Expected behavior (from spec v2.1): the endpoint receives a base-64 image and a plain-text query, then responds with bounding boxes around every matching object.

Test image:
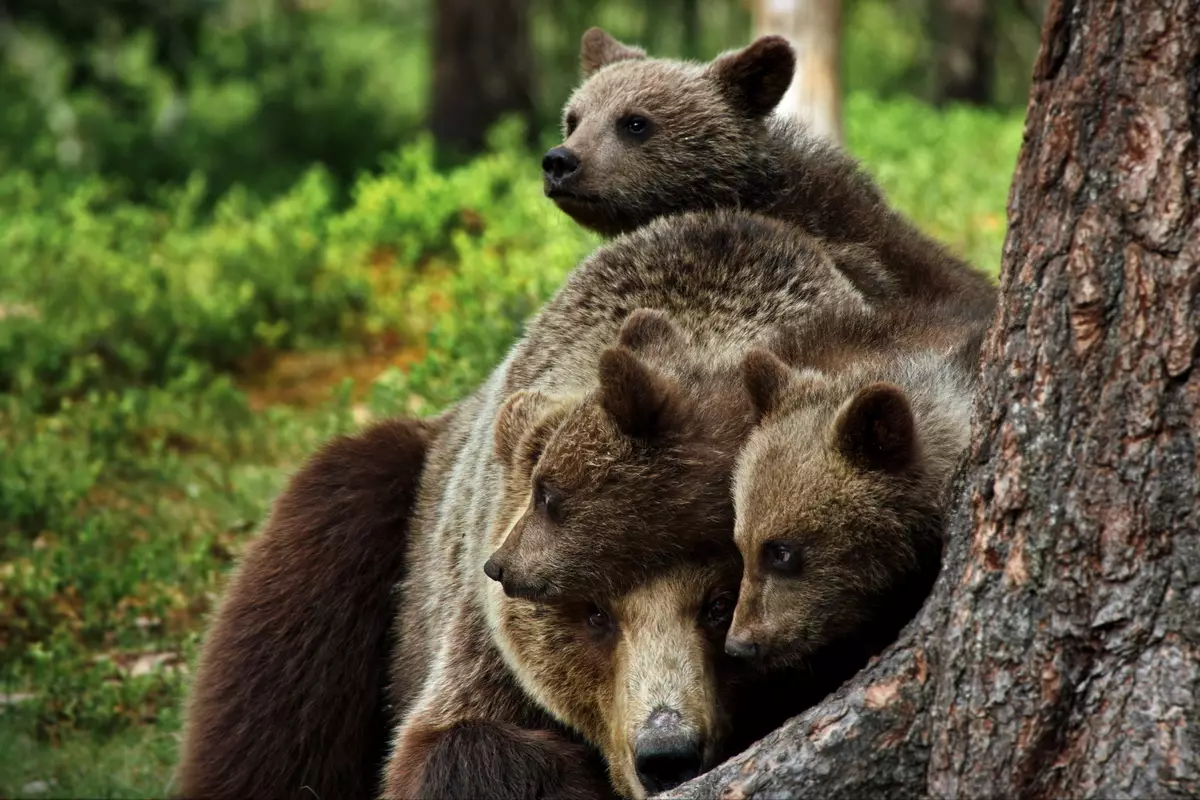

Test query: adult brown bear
[178,210,883,800]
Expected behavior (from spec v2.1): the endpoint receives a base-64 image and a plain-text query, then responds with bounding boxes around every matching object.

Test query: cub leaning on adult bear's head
[544,28,997,318]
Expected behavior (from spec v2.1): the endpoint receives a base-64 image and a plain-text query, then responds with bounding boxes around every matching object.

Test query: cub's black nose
[482,556,504,583]
[542,146,581,183]
[634,710,705,794]
[724,636,761,661]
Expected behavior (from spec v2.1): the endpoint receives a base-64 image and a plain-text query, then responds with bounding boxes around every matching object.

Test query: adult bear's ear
[833,382,917,474]
[597,346,677,439]
[616,308,688,358]
[581,27,647,78]
[707,35,795,118]
[494,391,559,469]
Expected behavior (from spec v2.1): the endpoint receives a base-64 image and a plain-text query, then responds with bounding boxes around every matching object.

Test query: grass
[0,93,1025,799]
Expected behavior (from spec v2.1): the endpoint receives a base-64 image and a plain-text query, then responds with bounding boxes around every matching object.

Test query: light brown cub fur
[545,28,997,319]
[483,309,754,602]
[727,304,984,671]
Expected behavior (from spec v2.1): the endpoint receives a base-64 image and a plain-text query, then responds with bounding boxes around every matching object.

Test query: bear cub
[484,308,755,602]
[725,303,985,671]
[545,27,996,316]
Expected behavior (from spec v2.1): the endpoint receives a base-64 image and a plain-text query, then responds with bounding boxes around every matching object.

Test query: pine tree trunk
[667,0,1200,795]
[933,0,996,106]
[752,0,843,145]
[429,0,535,155]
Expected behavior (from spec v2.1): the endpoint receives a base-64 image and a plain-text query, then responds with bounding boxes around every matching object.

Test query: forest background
[0,0,1041,795]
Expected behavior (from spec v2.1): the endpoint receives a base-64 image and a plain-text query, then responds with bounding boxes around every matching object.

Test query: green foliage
[0,95,1022,797]
[0,0,428,201]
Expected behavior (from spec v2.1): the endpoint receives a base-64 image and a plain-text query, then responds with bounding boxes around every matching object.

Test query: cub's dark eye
[620,115,651,138]
[763,541,803,574]
[533,480,563,521]
[703,593,736,627]
[565,112,579,136]
[586,604,612,630]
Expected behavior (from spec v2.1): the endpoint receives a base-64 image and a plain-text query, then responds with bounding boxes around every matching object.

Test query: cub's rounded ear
[598,346,675,439]
[616,308,687,357]
[581,27,647,78]
[834,382,916,473]
[707,35,795,118]
[741,347,792,423]
[494,391,556,468]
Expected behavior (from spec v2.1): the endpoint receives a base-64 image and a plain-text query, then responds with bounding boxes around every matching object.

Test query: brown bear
[724,302,985,675]
[481,308,755,602]
[383,211,886,799]
[384,333,755,800]
[178,209,883,800]
[543,28,997,319]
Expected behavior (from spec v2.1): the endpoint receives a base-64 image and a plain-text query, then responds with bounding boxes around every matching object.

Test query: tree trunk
[429,0,535,155]
[751,0,843,145]
[666,0,1200,796]
[933,0,996,106]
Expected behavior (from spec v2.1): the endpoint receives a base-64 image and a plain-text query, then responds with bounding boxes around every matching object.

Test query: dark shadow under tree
[667,0,1200,795]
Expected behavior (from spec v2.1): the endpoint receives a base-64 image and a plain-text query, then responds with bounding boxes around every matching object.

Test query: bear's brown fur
[382,210,888,799]
[482,309,754,602]
[179,209,893,800]
[544,28,997,319]
[384,343,748,799]
[726,303,984,673]
[176,413,448,800]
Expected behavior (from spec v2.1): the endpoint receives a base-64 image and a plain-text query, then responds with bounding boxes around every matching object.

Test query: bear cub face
[725,345,960,668]
[484,308,754,603]
[544,28,795,237]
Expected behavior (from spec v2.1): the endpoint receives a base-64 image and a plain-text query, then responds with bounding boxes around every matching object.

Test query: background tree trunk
[932,0,996,105]
[751,0,843,145]
[667,0,1200,795]
[429,0,535,155]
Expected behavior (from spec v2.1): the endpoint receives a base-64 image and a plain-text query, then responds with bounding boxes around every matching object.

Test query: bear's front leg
[385,719,616,800]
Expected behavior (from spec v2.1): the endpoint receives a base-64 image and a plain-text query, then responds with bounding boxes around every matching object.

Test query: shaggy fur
[727,303,985,673]
[483,309,753,602]
[176,413,448,800]
[548,29,997,319]
[383,210,883,800]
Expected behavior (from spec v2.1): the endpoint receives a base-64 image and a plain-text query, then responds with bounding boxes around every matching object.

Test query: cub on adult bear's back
[543,27,997,318]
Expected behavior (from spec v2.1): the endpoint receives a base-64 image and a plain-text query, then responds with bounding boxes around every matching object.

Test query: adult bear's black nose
[542,146,581,183]
[634,709,705,794]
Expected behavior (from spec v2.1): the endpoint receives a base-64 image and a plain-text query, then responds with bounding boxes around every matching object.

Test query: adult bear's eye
[763,541,803,574]
[703,593,736,627]
[565,111,579,137]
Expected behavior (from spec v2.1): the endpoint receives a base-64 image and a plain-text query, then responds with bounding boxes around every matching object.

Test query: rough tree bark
[933,0,996,106]
[429,0,535,155]
[751,0,843,145]
[667,0,1200,796]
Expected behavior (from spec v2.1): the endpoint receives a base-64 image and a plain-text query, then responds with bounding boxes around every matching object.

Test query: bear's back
[504,209,875,395]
